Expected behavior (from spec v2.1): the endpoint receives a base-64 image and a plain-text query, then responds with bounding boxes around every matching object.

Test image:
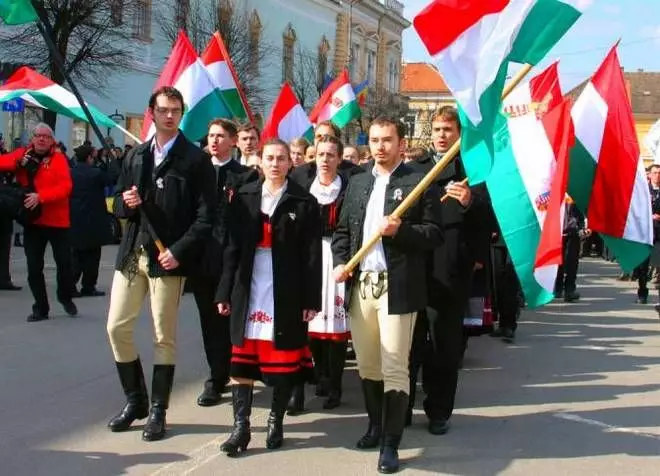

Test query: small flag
[261,82,313,143]
[354,80,369,107]
[309,69,360,129]
[0,0,38,25]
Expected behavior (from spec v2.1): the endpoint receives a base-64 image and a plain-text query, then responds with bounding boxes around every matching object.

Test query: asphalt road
[1,246,660,475]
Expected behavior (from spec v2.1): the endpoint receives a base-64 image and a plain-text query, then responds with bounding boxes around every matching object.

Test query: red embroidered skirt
[230,339,313,386]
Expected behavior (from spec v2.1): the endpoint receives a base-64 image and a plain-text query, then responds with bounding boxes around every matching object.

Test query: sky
[402,0,660,91]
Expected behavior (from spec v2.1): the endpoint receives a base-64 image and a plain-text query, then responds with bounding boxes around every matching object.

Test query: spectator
[343,145,359,165]
[289,137,310,168]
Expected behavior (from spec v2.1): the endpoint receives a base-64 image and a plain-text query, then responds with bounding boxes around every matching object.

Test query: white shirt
[212,156,233,167]
[151,134,178,168]
[309,175,342,205]
[360,163,402,272]
[262,181,287,217]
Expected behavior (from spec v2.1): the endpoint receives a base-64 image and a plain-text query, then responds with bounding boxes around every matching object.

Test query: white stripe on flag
[571,83,608,163]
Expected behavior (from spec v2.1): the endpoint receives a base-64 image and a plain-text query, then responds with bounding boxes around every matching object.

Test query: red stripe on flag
[588,46,640,238]
[531,61,564,159]
[535,97,575,269]
[309,69,350,124]
[0,66,54,91]
[261,82,301,142]
[413,0,510,56]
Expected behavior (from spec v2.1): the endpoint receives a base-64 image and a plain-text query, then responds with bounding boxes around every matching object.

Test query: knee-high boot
[220,384,253,457]
[356,379,384,449]
[378,390,409,474]
[266,381,292,449]
[108,358,149,432]
[142,365,175,442]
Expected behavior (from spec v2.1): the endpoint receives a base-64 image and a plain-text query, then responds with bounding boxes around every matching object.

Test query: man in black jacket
[0,171,21,290]
[553,199,585,303]
[333,116,442,474]
[191,119,258,407]
[105,86,217,442]
[407,106,489,436]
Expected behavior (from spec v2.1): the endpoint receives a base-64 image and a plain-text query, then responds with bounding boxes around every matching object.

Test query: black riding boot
[108,359,149,432]
[356,379,384,449]
[286,382,305,416]
[266,382,291,449]
[142,365,175,441]
[220,384,253,457]
[377,390,409,474]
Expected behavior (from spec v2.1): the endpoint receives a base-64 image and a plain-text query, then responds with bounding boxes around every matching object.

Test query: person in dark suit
[215,138,322,457]
[636,164,660,306]
[69,144,116,297]
[406,106,489,436]
[0,170,21,290]
[191,119,258,408]
[553,198,585,303]
[105,86,217,442]
[332,116,442,474]
[313,121,363,178]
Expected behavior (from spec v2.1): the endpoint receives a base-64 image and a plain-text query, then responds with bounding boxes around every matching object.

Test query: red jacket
[0,147,72,228]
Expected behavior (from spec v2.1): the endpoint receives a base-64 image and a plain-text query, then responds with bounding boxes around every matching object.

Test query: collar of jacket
[240,177,309,201]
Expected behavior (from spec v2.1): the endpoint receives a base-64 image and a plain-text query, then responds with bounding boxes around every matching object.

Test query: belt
[358,271,388,299]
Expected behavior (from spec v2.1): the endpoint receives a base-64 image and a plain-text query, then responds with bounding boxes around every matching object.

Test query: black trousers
[636,257,653,299]
[0,217,12,284]
[71,247,102,291]
[23,225,74,314]
[190,275,232,389]
[554,234,580,295]
[492,246,521,331]
[410,294,465,422]
[309,338,347,393]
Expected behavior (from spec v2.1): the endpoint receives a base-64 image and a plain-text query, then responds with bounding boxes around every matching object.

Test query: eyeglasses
[154,107,183,116]
[33,133,53,139]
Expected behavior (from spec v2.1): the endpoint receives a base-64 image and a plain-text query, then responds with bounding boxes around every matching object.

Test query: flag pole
[30,1,110,151]
[113,123,142,145]
[342,63,534,273]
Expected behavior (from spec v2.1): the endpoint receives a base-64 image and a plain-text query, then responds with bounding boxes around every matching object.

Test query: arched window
[282,24,297,83]
[317,36,330,90]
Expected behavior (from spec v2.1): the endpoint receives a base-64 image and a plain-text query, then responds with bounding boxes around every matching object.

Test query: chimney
[625,79,632,104]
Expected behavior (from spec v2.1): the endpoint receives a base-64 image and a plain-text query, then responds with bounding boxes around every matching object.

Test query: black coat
[113,134,217,277]
[408,152,490,305]
[216,179,323,350]
[332,162,443,314]
[70,162,114,249]
[194,159,259,278]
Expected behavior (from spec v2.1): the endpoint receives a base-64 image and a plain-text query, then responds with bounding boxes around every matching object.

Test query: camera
[20,151,42,175]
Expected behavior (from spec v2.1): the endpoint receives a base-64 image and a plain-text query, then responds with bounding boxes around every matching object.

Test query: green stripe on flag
[220,89,248,121]
[332,101,361,129]
[180,91,233,142]
[0,0,38,25]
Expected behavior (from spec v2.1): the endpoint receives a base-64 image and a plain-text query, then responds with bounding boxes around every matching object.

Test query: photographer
[0,123,77,322]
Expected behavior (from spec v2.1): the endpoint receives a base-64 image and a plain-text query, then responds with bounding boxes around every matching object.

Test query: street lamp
[107,109,125,137]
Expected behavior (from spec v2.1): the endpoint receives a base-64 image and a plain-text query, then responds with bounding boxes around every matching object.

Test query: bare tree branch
[290,46,321,110]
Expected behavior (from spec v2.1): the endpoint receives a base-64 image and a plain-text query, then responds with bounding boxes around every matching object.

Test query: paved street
[2,246,660,475]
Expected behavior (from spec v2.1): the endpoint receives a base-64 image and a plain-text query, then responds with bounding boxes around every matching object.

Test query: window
[110,0,123,26]
[175,0,190,29]
[349,43,360,80]
[133,0,152,40]
[248,10,261,75]
[367,50,376,85]
[125,115,144,146]
[282,24,296,83]
[317,37,330,91]
[71,120,89,148]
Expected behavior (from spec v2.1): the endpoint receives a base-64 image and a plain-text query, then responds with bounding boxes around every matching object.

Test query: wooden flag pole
[342,64,534,274]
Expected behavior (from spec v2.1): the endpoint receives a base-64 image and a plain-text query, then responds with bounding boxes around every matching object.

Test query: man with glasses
[0,123,76,321]
[106,86,216,442]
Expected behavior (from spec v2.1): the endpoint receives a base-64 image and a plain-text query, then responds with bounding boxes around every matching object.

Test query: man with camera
[0,123,77,321]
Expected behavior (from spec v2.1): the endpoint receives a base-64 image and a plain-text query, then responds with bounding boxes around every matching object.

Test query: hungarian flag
[261,82,313,143]
[309,69,360,129]
[0,66,118,129]
[0,0,38,25]
[414,0,584,183]
[141,31,232,142]
[201,32,253,123]
[487,63,573,307]
[568,45,652,271]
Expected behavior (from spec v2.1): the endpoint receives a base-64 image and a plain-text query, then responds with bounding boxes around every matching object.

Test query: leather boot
[323,340,347,410]
[108,359,149,432]
[220,384,253,457]
[142,365,175,442]
[356,379,384,449]
[266,382,291,449]
[286,383,305,416]
[377,390,409,474]
[406,368,418,427]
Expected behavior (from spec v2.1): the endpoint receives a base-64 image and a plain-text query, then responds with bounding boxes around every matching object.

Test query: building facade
[0,0,409,151]
[400,62,455,147]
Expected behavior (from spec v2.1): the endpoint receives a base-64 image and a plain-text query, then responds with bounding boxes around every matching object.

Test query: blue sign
[2,98,24,112]
[356,131,368,146]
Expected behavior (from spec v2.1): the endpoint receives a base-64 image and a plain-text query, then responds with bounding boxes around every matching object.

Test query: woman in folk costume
[215,138,322,456]
[289,135,357,410]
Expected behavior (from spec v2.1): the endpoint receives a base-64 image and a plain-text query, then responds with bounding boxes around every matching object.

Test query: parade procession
[3,0,660,475]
